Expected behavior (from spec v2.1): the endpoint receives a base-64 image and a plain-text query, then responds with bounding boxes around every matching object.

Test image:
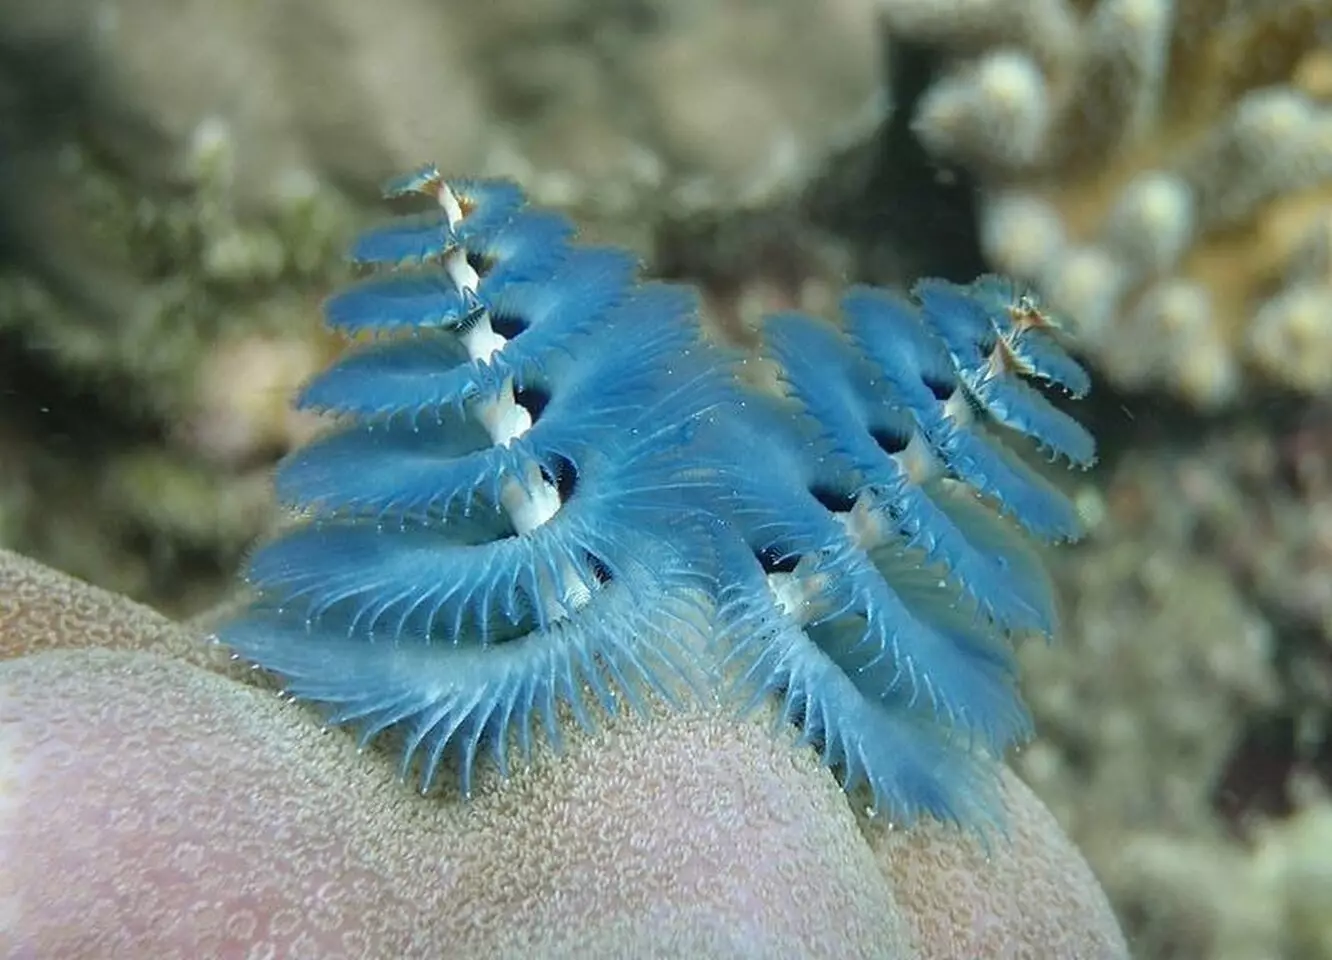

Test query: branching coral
[217,165,1094,829]
[880,0,1332,404]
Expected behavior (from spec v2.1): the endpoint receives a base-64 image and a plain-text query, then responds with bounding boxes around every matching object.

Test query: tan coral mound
[881,0,1332,404]
[0,549,1125,958]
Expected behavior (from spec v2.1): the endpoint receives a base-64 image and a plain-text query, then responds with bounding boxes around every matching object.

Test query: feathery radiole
[218,164,1095,827]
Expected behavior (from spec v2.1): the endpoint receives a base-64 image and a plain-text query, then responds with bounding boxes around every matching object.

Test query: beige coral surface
[0,549,1126,959]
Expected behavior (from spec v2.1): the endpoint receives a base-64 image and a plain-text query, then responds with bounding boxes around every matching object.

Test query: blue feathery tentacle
[219,170,732,797]
[841,286,1085,542]
[296,335,481,422]
[348,178,528,265]
[711,533,999,827]
[282,285,699,521]
[964,274,1092,398]
[702,272,1092,823]
[225,530,705,797]
[327,212,574,333]
[298,248,641,424]
[913,278,1095,467]
[700,402,1026,825]
[217,164,1096,829]
[762,311,1055,636]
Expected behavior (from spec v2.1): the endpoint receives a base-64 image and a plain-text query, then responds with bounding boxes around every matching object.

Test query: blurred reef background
[1,0,1330,956]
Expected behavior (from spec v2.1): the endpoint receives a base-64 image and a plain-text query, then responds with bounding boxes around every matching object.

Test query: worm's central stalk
[435,183,591,613]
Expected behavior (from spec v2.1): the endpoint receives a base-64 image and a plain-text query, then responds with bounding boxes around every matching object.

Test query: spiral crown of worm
[218,163,1095,827]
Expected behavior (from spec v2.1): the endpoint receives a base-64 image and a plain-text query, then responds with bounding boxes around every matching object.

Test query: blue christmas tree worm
[217,164,1094,828]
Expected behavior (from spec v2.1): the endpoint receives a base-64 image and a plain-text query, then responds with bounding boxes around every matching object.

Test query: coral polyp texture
[217,164,1094,828]
[880,0,1332,405]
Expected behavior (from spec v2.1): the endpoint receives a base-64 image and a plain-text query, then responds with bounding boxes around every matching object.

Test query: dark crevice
[1214,607,1332,834]
[803,37,986,287]
[923,374,956,402]
[513,383,550,422]
[755,544,800,576]
[810,484,858,515]
[870,425,911,456]
[489,308,529,341]
[1213,713,1300,828]
[584,551,614,586]
[540,452,578,503]
[464,250,491,278]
